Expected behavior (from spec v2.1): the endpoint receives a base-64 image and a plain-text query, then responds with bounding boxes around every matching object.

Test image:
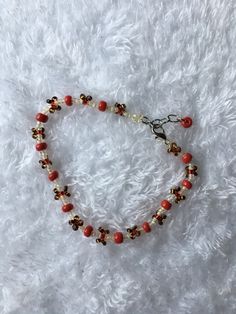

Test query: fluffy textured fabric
[0,0,235,313]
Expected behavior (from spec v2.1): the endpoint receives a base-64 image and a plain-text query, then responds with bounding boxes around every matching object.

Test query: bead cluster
[32,94,198,246]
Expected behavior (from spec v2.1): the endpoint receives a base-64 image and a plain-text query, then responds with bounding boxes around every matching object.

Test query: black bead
[72,225,78,231]
[80,94,85,99]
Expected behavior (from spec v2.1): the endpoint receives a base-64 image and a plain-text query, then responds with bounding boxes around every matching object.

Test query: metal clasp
[142,116,167,141]
[142,114,182,144]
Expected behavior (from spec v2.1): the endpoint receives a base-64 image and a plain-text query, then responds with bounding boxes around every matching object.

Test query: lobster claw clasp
[142,116,167,141]
[142,114,182,144]
[151,123,167,141]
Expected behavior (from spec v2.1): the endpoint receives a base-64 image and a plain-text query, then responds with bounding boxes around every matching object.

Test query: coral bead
[142,222,151,233]
[182,152,192,164]
[84,225,93,237]
[182,179,192,189]
[62,203,74,212]
[35,142,47,151]
[36,113,48,123]
[98,100,107,112]
[161,199,172,210]
[48,170,59,181]
[64,95,73,106]
[180,116,192,128]
[114,232,123,244]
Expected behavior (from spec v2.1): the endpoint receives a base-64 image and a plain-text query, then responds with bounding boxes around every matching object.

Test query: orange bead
[35,142,47,151]
[114,231,123,244]
[98,100,107,111]
[62,203,74,212]
[161,200,172,210]
[180,116,192,128]
[182,153,192,164]
[64,95,73,106]
[35,113,48,123]
[48,170,59,181]
[142,222,151,233]
[84,225,93,237]
[182,179,192,189]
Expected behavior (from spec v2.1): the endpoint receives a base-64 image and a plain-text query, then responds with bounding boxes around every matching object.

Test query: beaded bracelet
[32,94,198,246]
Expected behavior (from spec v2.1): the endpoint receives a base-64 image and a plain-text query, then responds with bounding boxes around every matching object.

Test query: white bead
[40,151,47,157]
[188,175,195,182]
[57,99,64,104]
[46,165,52,172]
[131,114,139,122]
[151,218,157,224]
[60,197,66,204]
[42,107,49,114]
[71,99,76,104]
[157,208,166,215]
[167,194,175,202]
[54,183,60,189]
[108,106,114,112]
[136,114,144,123]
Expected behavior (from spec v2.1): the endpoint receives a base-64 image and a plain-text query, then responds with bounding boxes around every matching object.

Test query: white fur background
[0,0,236,313]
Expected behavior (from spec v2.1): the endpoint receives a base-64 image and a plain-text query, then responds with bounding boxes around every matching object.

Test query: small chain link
[167,114,182,123]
